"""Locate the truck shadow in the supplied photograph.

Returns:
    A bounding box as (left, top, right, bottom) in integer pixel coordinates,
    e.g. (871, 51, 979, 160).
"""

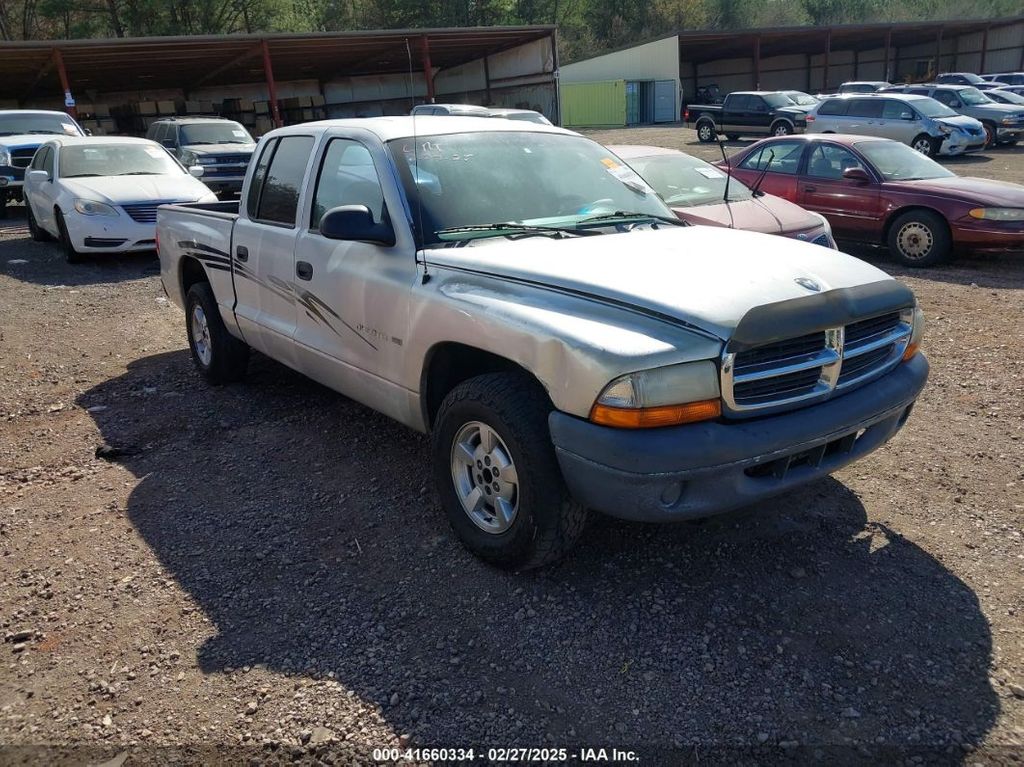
(77, 350, 998, 753)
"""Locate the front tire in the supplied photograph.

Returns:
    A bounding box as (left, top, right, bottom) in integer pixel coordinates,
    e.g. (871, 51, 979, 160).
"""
(910, 134, 937, 157)
(185, 282, 249, 384)
(55, 209, 82, 263)
(696, 120, 716, 143)
(431, 373, 588, 570)
(770, 121, 793, 136)
(887, 209, 951, 267)
(981, 121, 997, 149)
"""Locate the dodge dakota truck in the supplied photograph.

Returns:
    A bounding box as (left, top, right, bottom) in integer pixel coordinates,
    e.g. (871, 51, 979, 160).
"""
(156, 117, 928, 569)
(685, 92, 812, 142)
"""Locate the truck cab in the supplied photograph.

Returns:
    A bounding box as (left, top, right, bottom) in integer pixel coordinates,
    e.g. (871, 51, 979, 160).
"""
(0, 109, 85, 214)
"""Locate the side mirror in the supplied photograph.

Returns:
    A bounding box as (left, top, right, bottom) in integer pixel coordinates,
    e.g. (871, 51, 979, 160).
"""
(320, 205, 395, 246)
(83, 128, 92, 136)
(188, 165, 204, 178)
(26, 169, 50, 183)
(842, 166, 871, 182)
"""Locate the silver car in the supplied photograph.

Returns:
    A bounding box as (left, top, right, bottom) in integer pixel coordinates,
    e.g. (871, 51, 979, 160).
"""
(893, 84, 1024, 147)
(806, 93, 985, 157)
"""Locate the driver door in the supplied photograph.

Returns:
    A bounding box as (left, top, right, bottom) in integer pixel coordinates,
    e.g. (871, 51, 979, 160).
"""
(798, 143, 881, 240)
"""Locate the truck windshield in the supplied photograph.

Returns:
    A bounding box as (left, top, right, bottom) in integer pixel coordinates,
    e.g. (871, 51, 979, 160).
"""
(387, 131, 674, 245)
(180, 122, 252, 145)
(61, 143, 183, 178)
(784, 92, 818, 106)
(762, 93, 792, 108)
(626, 152, 752, 206)
(958, 88, 993, 105)
(856, 140, 954, 181)
(0, 113, 81, 137)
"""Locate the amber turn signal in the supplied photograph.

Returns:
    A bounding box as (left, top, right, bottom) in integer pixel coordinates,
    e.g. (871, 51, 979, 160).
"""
(590, 398, 722, 429)
(902, 341, 920, 361)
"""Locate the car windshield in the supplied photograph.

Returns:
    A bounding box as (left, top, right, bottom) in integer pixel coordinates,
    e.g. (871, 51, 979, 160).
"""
(179, 122, 252, 145)
(856, 140, 954, 181)
(762, 93, 792, 108)
(387, 131, 674, 245)
(627, 152, 752, 206)
(784, 91, 818, 106)
(60, 143, 183, 178)
(954, 73, 985, 84)
(993, 90, 1024, 104)
(914, 99, 958, 118)
(959, 88, 993, 105)
(842, 84, 876, 93)
(494, 111, 552, 125)
(0, 113, 81, 137)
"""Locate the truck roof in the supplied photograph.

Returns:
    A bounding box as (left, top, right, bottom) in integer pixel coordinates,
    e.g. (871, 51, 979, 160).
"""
(39, 135, 158, 146)
(267, 115, 574, 142)
(0, 109, 75, 117)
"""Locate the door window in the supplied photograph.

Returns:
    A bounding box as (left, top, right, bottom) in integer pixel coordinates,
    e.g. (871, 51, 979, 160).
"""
(932, 90, 958, 106)
(42, 147, 55, 176)
(245, 138, 276, 219)
(727, 95, 750, 110)
(738, 141, 804, 174)
(848, 99, 884, 117)
(748, 96, 768, 113)
(882, 100, 915, 120)
(30, 146, 50, 171)
(806, 144, 862, 180)
(311, 139, 386, 231)
(256, 135, 315, 226)
(816, 99, 849, 116)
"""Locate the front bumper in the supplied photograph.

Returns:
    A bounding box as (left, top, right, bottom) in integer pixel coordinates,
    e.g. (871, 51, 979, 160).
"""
(938, 134, 986, 155)
(549, 354, 928, 522)
(63, 211, 157, 253)
(996, 125, 1024, 142)
(954, 219, 1024, 252)
(0, 165, 25, 192)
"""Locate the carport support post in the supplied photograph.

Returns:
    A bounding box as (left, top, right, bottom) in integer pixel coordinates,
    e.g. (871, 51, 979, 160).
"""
(934, 27, 943, 78)
(421, 36, 435, 104)
(52, 48, 77, 120)
(884, 28, 892, 82)
(823, 28, 831, 91)
(979, 25, 989, 74)
(261, 40, 282, 128)
(752, 35, 761, 90)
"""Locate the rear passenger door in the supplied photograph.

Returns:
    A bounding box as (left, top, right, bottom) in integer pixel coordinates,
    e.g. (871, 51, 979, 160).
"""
(842, 98, 883, 135)
(734, 140, 806, 201)
(877, 99, 919, 143)
(721, 95, 748, 133)
(230, 133, 316, 365)
(798, 143, 880, 239)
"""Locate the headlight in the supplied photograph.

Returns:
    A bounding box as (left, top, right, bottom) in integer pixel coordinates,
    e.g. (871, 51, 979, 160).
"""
(196, 157, 216, 165)
(0, 147, 10, 166)
(180, 151, 197, 166)
(590, 361, 721, 428)
(73, 199, 118, 217)
(902, 305, 925, 361)
(937, 125, 953, 135)
(968, 207, 1024, 221)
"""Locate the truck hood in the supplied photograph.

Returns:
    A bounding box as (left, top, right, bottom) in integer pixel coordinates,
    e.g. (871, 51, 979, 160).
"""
(963, 103, 1023, 117)
(899, 175, 1024, 205)
(425, 225, 893, 341)
(0, 134, 49, 151)
(671, 194, 822, 234)
(61, 174, 214, 204)
(183, 143, 256, 156)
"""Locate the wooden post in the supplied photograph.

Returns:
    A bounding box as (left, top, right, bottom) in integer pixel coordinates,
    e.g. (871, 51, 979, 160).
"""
(753, 35, 761, 90)
(52, 48, 77, 120)
(421, 36, 435, 103)
(261, 40, 282, 128)
(884, 28, 892, 82)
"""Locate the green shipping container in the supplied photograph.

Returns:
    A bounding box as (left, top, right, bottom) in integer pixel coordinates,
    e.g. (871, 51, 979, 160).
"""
(560, 80, 626, 128)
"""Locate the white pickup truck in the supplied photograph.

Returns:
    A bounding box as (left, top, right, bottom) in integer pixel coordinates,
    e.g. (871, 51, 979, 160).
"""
(156, 117, 928, 569)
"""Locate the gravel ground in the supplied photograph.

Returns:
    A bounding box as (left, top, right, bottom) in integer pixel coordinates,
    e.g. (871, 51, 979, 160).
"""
(1, 127, 1023, 764)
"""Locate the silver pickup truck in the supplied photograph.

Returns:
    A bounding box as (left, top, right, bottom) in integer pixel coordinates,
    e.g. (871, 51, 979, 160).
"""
(156, 117, 928, 569)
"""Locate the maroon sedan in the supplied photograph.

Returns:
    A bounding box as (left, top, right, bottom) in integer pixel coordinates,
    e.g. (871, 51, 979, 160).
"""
(720, 134, 1024, 266)
(610, 145, 836, 248)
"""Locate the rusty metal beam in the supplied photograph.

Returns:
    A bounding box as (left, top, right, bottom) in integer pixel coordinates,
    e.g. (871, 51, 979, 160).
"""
(52, 48, 77, 120)
(979, 24, 989, 74)
(261, 39, 282, 128)
(753, 35, 761, 89)
(421, 35, 435, 103)
(22, 58, 54, 102)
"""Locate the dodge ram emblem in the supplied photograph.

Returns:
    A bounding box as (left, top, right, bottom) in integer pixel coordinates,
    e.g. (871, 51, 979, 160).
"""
(795, 277, 822, 292)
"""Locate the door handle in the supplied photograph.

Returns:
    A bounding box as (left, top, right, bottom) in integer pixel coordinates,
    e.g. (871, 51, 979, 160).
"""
(296, 261, 313, 281)
(804, 185, 817, 193)
(235, 245, 248, 262)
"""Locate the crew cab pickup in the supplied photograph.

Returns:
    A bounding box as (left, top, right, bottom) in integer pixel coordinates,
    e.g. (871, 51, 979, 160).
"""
(686, 92, 811, 143)
(157, 117, 928, 569)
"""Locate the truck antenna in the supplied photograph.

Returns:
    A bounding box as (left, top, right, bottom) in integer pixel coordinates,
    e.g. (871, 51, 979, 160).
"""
(405, 38, 430, 284)
(717, 135, 732, 205)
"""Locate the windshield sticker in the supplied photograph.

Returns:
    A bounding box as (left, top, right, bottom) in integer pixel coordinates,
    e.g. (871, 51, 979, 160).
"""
(600, 157, 620, 169)
(696, 167, 725, 179)
(231, 130, 247, 138)
(605, 163, 653, 194)
(62, 124, 79, 135)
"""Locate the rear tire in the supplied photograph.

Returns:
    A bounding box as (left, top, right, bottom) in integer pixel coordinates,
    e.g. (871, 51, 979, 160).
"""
(887, 209, 951, 267)
(185, 282, 249, 384)
(431, 372, 588, 570)
(696, 120, 716, 143)
(55, 209, 83, 263)
(770, 121, 793, 136)
(26, 203, 51, 242)
(910, 134, 937, 157)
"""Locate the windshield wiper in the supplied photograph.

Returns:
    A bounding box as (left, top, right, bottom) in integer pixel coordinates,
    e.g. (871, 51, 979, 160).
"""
(62, 173, 103, 177)
(116, 171, 158, 176)
(575, 211, 685, 227)
(436, 222, 600, 239)
(27, 130, 62, 134)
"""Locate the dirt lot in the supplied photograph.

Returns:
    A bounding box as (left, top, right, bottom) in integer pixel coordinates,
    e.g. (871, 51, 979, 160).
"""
(1, 127, 1023, 763)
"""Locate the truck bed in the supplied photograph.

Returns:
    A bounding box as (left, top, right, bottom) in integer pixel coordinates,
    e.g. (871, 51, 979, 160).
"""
(157, 200, 239, 315)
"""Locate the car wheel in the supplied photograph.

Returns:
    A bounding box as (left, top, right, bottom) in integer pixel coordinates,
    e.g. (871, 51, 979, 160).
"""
(431, 372, 588, 570)
(771, 121, 793, 136)
(54, 209, 83, 264)
(887, 210, 951, 267)
(910, 134, 936, 157)
(696, 120, 716, 143)
(184, 282, 250, 384)
(726, 134, 740, 141)
(981, 122, 997, 148)
(26, 203, 52, 242)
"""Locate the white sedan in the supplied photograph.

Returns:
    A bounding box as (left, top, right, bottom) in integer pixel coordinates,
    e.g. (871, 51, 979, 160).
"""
(23, 136, 217, 263)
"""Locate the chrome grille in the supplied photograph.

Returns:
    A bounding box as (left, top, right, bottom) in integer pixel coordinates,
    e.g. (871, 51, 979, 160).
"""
(121, 201, 179, 224)
(722, 310, 913, 415)
(11, 148, 36, 169)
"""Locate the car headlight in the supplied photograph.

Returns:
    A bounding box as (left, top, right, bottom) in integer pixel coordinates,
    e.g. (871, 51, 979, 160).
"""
(196, 157, 217, 165)
(180, 151, 197, 166)
(590, 361, 721, 428)
(968, 207, 1024, 221)
(937, 125, 953, 135)
(73, 199, 118, 217)
(0, 147, 10, 166)
(902, 305, 925, 361)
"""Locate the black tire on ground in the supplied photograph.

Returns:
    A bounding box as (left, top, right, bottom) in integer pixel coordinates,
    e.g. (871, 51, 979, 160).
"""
(696, 120, 716, 143)
(0, 193, 7, 219)
(431, 372, 589, 570)
(886, 209, 952, 268)
(770, 121, 793, 136)
(55, 209, 83, 263)
(726, 134, 740, 141)
(184, 281, 250, 384)
(26, 203, 51, 242)
(910, 134, 937, 158)
(981, 122, 997, 149)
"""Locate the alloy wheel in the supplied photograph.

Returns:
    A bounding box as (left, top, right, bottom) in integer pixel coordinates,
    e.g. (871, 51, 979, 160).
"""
(450, 421, 519, 534)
